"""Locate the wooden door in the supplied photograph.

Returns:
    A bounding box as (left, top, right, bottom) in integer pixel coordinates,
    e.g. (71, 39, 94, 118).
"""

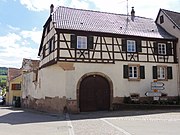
(79, 75, 110, 112)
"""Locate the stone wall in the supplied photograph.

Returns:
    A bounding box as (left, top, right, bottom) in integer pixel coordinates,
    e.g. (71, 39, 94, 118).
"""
(22, 96, 68, 114)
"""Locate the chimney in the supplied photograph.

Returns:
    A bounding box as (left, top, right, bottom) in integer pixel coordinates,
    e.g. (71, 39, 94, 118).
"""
(50, 4, 54, 14)
(131, 7, 135, 21)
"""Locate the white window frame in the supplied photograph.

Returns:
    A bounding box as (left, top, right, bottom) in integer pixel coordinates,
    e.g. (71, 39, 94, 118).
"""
(158, 43, 166, 55)
(157, 66, 167, 80)
(127, 40, 136, 52)
(77, 36, 87, 49)
(128, 65, 139, 79)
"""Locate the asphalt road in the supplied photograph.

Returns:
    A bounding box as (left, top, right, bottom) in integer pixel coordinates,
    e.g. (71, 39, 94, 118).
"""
(0, 106, 180, 135)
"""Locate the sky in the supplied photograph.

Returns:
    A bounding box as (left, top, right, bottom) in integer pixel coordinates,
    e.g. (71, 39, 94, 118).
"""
(0, 0, 180, 68)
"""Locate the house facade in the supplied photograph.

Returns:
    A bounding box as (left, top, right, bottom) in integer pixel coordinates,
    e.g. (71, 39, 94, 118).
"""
(156, 9, 180, 97)
(6, 68, 22, 106)
(22, 5, 178, 113)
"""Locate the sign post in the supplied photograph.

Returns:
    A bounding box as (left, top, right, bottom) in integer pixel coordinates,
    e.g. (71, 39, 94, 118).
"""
(145, 80, 165, 100)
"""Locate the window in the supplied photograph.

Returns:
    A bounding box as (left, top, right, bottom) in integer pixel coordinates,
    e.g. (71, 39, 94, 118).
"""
(49, 37, 55, 53)
(71, 35, 93, 49)
(123, 64, 145, 80)
(153, 66, 173, 80)
(77, 36, 87, 49)
(158, 43, 166, 55)
(12, 84, 21, 90)
(129, 65, 138, 79)
(160, 15, 164, 24)
(47, 24, 50, 34)
(127, 40, 136, 52)
(157, 66, 166, 79)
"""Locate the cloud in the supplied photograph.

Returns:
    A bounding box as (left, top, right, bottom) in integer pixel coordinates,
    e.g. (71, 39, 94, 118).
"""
(19, 0, 66, 11)
(20, 28, 42, 44)
(69, 0, 90, 9)
(7, 25, 20, 31)
(0, 29, 40, 68)
(19, 0, 180, 19)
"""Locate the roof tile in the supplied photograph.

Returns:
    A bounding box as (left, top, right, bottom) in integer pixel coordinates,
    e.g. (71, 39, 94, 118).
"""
(51, 6, 175, 39)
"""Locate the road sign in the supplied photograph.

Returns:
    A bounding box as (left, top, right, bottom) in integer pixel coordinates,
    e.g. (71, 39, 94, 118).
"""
(151, 82, 165, 90)
(145, 91, 162, 97)
(151, 86, 165, 90)
(151, 82, 164, 87)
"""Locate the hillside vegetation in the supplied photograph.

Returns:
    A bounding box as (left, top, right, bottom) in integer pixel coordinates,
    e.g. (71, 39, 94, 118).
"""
(0, 67, 7, 86)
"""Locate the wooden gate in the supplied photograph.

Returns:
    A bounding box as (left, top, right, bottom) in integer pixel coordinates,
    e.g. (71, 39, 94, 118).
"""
(79, 75, 110, 112)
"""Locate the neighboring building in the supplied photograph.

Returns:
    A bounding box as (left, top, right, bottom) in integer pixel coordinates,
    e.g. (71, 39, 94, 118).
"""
(6, 68, 21, 106)
(21, 58, 40, 109)
(156, 9, 180, 97)
(22, 5, 178, 113)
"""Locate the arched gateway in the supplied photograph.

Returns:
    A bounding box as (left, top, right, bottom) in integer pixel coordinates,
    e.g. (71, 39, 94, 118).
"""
(77, 73, 113, 112)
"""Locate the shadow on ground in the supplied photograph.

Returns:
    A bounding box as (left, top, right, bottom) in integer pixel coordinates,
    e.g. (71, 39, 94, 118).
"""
(1, 106, 180, 124)
(69, 109, 180, 121)
(0, 106, 65, 125)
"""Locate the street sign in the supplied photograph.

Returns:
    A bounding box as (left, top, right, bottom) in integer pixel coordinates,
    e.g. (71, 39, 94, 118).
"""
(151, 82, 164, 87)
(145, 91, 162, 97)
(151, 86, 165, 90)
(151, 82, 165, 90)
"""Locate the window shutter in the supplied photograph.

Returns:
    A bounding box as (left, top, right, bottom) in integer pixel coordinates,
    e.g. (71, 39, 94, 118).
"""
(167, 67, 173, 79)
(88, 36, 93, 49)
(136, 40, 142, 52)
(140, 66, 145, 79)
(123, 65, 129, 79)
(153, 66, 157, 79)
(153, 42, 158, 55)
(71, 35, 77, 48)
(122, 39, 127, 51)
(166, 43, 172, 55)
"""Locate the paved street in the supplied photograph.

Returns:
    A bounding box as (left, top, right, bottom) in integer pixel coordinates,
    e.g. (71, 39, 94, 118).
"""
(0, 106, 180, 135)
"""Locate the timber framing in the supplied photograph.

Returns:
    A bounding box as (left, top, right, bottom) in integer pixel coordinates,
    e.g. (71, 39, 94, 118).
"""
(39, 29, 177, 68)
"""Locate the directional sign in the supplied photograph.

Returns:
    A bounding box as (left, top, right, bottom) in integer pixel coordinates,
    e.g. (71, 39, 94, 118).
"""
(151, 86, 165, 90)
(145, 91, 162, 97)
(151, 82, 165, 90)
(151, 82, 164, 87)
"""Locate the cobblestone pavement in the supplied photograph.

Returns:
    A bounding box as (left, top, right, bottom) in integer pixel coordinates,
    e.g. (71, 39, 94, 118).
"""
(1, 106, 180, 135)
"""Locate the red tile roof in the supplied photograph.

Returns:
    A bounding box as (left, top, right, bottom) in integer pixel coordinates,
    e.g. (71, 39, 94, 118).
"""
(21, 58, 39, 72)
(7, 68, 21, 81)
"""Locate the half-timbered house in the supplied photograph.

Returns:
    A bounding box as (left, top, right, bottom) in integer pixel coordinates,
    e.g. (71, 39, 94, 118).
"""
(22, 5, 178, 113)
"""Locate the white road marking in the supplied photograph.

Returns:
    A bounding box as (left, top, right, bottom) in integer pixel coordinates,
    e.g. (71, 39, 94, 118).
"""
(65, 113, 75, 135)
(101, 119, 132, 135)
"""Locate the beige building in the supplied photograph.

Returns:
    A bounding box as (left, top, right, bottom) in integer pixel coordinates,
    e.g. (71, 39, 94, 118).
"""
(22, 5, 179, 113)
(6, 68, 22, 106)
(156, 9, 180, 98)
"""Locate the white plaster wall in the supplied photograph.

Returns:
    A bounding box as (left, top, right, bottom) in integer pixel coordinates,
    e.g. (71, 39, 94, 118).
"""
(22, 72, 39, 98)
(64, 62, 178, 99)
(37, 64, 66, 99)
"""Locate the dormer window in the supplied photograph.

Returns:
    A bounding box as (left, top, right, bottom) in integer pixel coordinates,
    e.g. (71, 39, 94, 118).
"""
(47, 24, 50, 34)
(160, 15, 164, 24)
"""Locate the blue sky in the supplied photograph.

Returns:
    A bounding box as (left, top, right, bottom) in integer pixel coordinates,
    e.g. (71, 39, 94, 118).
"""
(0, 0, 180, 68)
